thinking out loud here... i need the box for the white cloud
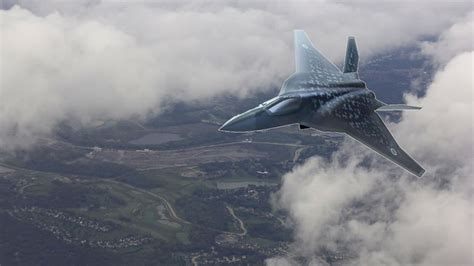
[0,1,472,149]
[421,12,474,65]
[0,6,290,149]
[397,52,474,177]
[276,152,380,255]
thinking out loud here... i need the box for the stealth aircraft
[220,30,425,177]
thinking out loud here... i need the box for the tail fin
[343,37,359,73]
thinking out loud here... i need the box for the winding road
[100,179,191,225]
[226,206,247,236]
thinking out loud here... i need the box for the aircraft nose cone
[219,125,230,131]
[219,114,258,132]
[219,119,235,131]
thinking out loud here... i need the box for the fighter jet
[219,30,425,177]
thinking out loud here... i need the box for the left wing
[294,30,341,74]
[340,112,425,177]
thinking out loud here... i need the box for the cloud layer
[269,16,473,266]
[421,12,474,65]
[1,1,472,149]
[1,2,472,264]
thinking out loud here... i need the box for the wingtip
[376,104,423,111]
[415,168,426,178]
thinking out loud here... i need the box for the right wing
[294,30,341,74]
[341,112,425,177]
[376,104,422,111]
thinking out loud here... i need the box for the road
[226,206,247,236]
[191,254,202,266]
[292,147,307,162]
[138,140,308,154]
[106,179,253,237]
[1,137,294,237]
[2,160,254,237]
[190,207,247,266]
[18,183,35,194]
[100,179,191,225]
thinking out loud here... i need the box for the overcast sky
[1,0,472,149]
[1,1,472,265]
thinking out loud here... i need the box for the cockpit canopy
[260,97,302,116]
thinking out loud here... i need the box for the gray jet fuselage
[220,76,379,134]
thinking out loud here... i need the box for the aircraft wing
[340,112,425,177]
[294,30,341,74]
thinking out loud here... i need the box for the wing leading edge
[294,30,341,74]
[342,112,425,177]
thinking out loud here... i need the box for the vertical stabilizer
[343,37,359,73]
